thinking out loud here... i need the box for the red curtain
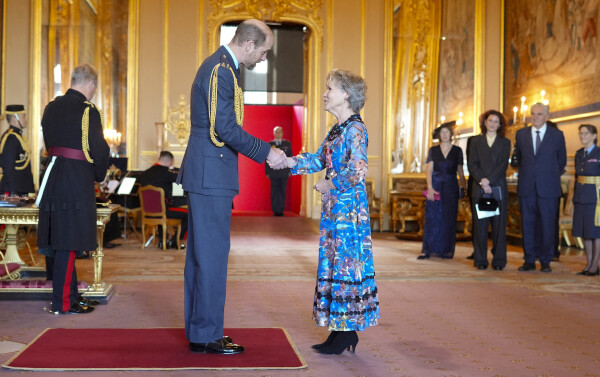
[233,105,303,214]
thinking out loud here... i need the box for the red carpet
[3,328,306,371]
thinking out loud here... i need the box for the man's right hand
[267,148,288,169]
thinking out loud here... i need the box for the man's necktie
[535,130,541,155]
[584,150,589,159]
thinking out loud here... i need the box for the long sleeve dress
[421,145,463,259]
[291,114,380,331]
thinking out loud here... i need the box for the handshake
[267,148,295,170]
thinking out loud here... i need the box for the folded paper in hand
[476,197,499,218]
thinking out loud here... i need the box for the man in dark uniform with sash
[37,64,110,314]
[0,104,34,195]
[177,19,286,354]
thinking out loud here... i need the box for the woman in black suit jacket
[467,110,511,270]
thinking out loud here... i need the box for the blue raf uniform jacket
[177,46,271,196]
[573,146,600,205]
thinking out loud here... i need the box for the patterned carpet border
[2,327,307,371]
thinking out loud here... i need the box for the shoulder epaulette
[81,101,105,163]
[208,61,244,147]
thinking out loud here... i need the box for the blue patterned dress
[291,114,380,331]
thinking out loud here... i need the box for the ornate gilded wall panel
[389,0,441,177]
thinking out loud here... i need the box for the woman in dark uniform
[568,124,600,276]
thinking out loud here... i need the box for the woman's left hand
[314,179,335,194]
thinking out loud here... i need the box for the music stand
[117,176,137,239]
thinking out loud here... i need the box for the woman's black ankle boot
[317,331,358,354]
[311,331,338,350]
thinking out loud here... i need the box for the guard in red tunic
[37,64,110,314]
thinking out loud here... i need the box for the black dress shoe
[167,239,186,250]
[576,270,589,276]
[417,254,429,260]
[587,269,599,276]
[61,302,94,314]
[518,263,536,271]
[540,264,552,273]
[189,338,244,354]
[79,297,100,306]
[476,265,487,270]
[492,266,504,271]
[103,242,118,249]
[222,336,233,343]
[466,253,475,260]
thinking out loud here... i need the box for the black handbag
[477,197,498,211]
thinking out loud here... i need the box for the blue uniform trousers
[519,194,559,264]
[184,192,233,343]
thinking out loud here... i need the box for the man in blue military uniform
[0,104,35,196]
[265,126,293,216]
[177,19,286,354]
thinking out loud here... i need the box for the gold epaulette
[0,129,30,170]
[208,61,244,147]
[82,101,105,163]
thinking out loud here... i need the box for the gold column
[126,0,140,170]
[29,0,42,188]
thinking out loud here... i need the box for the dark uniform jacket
[265,139,292,179]
[467,134,511,201]
[0,126,35,194]
[37,89,110,251]
[177,46,271,196]
[140,164,178,205]
[573,146,600,205]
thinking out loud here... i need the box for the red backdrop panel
[233,105,302,214]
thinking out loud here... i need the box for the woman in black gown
[419,121,467,259]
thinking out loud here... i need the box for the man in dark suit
[140,150,188,249]
[0,104,35,196]
[265,126,292,216]
[513,103,566,272]
[37,64,110,314]
[177,19,286,354]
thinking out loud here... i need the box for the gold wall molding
[388,0,441,186]
[126,0,139,170]
[1,0,6,117]
[205,0,324,217]
[29,0,41,188]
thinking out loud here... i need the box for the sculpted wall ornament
[207,0,323,48]
[164,95,191,147]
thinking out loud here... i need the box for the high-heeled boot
[311,331,338,350]
[317,331,358,354]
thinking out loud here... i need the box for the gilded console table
[0,204,119,297]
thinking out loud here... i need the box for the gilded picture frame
[504,0,600,122]
[436,0,477,136]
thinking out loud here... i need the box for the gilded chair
[365,178,383,232]
[139,185,182,250]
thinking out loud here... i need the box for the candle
[440,116,446,124]
[522,105,528,124]
[457,112,463,126]
[513,106,518,124]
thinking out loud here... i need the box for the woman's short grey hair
[71,64,98,87]
[327,69,367,113]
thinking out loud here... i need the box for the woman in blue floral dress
[272,69,380,354]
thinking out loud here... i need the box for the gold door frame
[204,1,324,218]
